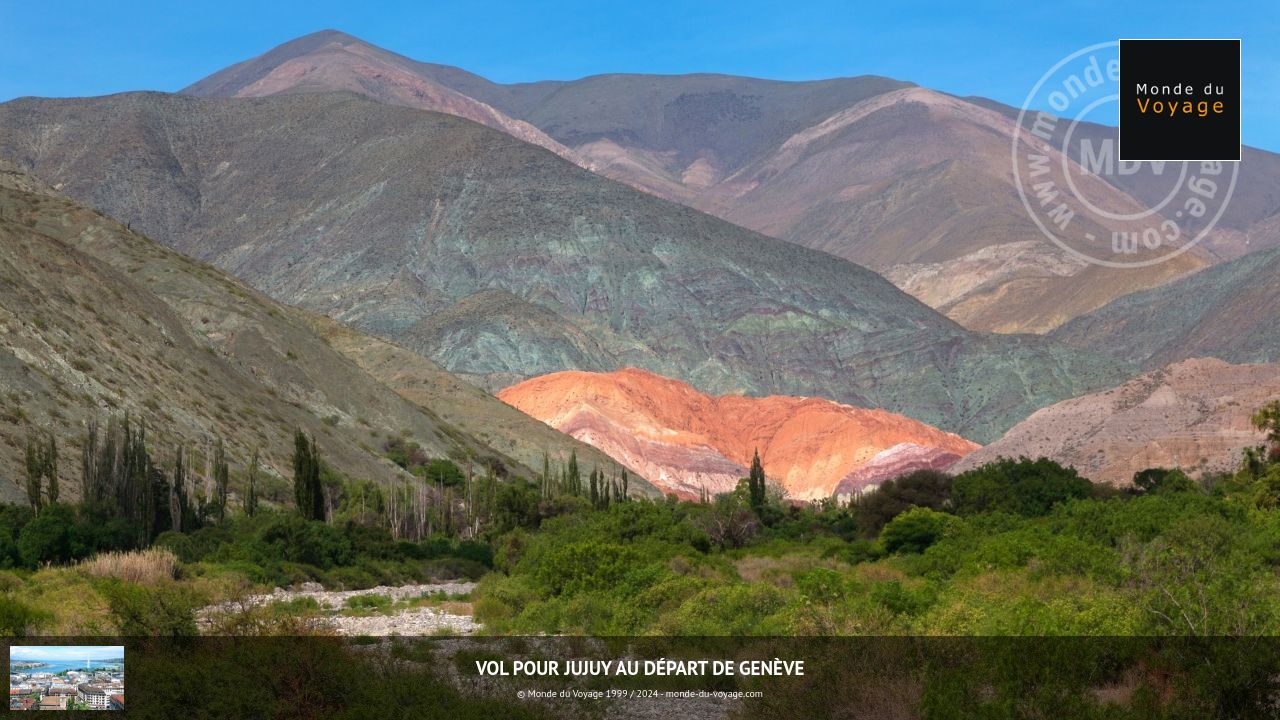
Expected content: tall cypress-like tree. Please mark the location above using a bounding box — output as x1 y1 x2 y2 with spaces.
748 449 766 511
43 434 58 505
567 450 581 497
170 446 187 534
244 447 260 517
292 430 325 521
293 430 314 520
309 435 324 521
24 433 43 512
212 438 229 523
293 429 310 516
542 451 552 500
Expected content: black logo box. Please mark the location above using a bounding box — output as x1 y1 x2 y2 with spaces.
1119 39 1241 162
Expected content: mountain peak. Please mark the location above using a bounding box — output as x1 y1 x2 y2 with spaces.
183 29 373 97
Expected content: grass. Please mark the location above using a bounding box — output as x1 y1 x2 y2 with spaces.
343 593 393 614
80 548 178 584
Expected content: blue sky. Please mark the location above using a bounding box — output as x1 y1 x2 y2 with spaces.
1 0 1276 149
10 646 124 662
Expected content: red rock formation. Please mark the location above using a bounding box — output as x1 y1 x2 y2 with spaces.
952 358 1280 485
498 368 978 499
831 444 966 499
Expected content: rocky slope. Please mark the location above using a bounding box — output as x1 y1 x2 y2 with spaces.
0 164 622 501
951 358 1279 485
497 368 979 500
0 91 1133 443
303 315 636 485
831 444 968 499
1050 246 1280 368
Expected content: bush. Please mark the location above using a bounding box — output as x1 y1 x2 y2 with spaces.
0 595 50 635
98 580 199 636
880 507 959 554
1132 467 1198 495
17 504 74 567
852 469 953 537
257 515 354 569
345 593 392 612
952 458 1092 517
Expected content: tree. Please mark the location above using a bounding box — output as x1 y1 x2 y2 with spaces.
212 438 229 523
541 452 552 500
701 495 759 549
851 469 953 537
244 448 260 517
24 433 42 512
880 506 958 554
43 435 58 505
169 446 187 534
22 430 59 512
292 430 324 521
1252 401 1280 459
1133 467 1197 495
952 457 1091 517
748 449 767 512
17 504 74 567
567 451 581 497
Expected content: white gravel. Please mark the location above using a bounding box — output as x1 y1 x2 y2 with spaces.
200 581 479 636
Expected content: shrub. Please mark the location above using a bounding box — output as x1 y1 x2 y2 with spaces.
98 580 199 636
0 595 50 636
1132 467 1198 495
880 507 959 554
345 594 392 612
952 458 1092 517
17 504 74 567
661 583 788 635
852 469 953 537
257 515 354 569
81 548 178 584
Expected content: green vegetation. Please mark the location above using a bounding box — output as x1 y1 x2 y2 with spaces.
472 448 1280 637
8 403 1280 645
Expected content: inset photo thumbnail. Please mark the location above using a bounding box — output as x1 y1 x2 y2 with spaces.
9 646 124 711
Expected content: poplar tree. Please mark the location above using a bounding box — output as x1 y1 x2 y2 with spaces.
244 447 260 517
292 430 324 521
212 438 229 523
748 449 766 512
24 433 43 512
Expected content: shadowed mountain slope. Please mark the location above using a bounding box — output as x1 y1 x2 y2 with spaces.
0 162 642 500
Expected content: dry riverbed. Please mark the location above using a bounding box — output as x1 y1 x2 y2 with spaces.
200 582 480 635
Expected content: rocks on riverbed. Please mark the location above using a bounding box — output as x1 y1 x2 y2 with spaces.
200 582 479 636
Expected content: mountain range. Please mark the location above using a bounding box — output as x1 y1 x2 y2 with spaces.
0 90 1134 444
182 30 1280 333
3 29 1278 497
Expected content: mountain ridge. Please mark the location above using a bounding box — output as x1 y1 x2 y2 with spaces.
0 90 1134 443
177 30 1280 333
